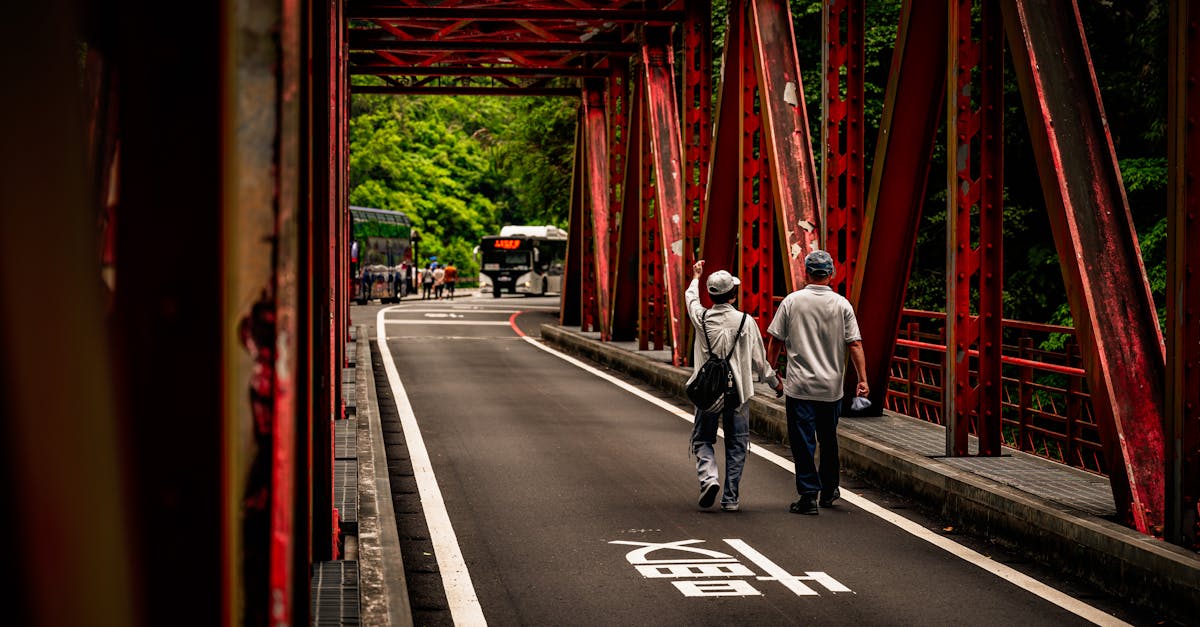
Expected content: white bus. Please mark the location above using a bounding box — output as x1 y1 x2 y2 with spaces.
477 225 568 297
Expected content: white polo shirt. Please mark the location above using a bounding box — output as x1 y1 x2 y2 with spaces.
767 285 862 402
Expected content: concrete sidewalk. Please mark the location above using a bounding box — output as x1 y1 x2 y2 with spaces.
540 324 1200 624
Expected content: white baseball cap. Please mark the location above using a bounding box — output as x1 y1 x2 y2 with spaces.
706 270 741 295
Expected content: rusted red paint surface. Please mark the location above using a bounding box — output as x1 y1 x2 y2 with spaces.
945 0 1004 456
1002 0 1166 534
739 19 776 336
700 1 746 312
1167 0 1200 548
642 38 688 365
822 0 865 299
611 72 643 342
583 82 613 340
849 0 947 414
748 0 822 289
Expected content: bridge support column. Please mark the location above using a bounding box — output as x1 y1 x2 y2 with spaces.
850 0 948 415
582 80 613 340
611 72 642 341
1002 0 1166 534
944 0 1004 457
821 0 865 300
642 30 688 364
1167 0 1200 549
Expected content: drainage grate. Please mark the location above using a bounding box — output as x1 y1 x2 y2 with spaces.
334 459 358 530
311 560 359 626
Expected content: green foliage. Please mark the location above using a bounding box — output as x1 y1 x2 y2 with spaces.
348 91 576 280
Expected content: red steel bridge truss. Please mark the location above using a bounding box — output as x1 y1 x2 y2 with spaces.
345 0 1199 544
29 0 1196 624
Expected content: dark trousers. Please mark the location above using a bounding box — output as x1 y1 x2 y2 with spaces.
785 396 841 498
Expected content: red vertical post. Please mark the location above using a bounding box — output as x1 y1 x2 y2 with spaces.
822 0 865 297
684 0 713 270
1001 0 1166 534
608 63 629 274
642 30 689 365
1167 0 1200 549
582 81 612 338
640 79 665 352
748 0 823 290
849 0 948 413
612 72 643 342
739 24 776 335
701 0 746 308
945 0 1004 456
561 114 584 327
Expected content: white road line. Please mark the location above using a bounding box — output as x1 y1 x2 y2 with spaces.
383 320 511 326
518 335 1130 627
377 305 487 626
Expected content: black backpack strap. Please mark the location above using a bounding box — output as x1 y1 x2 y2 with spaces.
724 313 748 360
699 310 715 354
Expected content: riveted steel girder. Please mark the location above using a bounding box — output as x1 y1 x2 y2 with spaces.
583 81 613 340
642 33 688 365
821 0 865 299
748 0 822 287
1167 0 1200 549
945 0 1004 457
1002 0 1166 534
611 70 643 342
850 0 948 414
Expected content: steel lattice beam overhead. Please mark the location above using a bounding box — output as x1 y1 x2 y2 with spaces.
346 0 685 96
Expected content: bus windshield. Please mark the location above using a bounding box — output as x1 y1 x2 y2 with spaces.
482 250 530 269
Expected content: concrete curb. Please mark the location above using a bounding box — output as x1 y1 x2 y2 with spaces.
541 324 1200 622
355 325 412 626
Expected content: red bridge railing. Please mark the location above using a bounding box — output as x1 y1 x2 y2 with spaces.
886 309 1106 475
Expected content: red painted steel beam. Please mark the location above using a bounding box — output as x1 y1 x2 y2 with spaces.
349 37 640 54
739 13 776 335
849 0 947 414
945 0 1004 457
701 2 746 309
607 63 630 309
583 80 613 340
1167 0 1200 549
639 94 666 352
561 115 585 327
821 0 865 298
346 7 685 22
748 0 822 289
612 70 643 342
1001 0 1166 534
642 31 688 365
684 0 712 273
350 66 609 77
351 86 578 96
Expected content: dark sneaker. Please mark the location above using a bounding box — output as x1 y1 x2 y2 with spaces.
819 487 841 508
789 496 819 515
698 483 720 508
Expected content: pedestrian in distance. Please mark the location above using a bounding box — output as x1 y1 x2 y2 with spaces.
432 263 446 299
443 263 458 299
766 249 869 516
421 263 435 300
686 259 784 512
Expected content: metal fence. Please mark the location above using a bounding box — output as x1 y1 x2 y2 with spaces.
886 309 1106 475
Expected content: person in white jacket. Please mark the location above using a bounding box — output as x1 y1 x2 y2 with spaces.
685 259 783 511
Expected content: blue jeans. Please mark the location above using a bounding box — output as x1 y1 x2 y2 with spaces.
691 399 750 507
785 397 841 498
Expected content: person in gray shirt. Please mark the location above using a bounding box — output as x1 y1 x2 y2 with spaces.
686 260 783 511
766 250 869 515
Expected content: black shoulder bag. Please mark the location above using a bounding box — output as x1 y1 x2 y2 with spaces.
685 311 749 413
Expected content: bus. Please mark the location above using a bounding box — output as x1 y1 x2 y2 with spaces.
477 225 568 298
350 206 413 304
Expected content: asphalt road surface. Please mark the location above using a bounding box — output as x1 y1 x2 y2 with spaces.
352 292 1167 627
